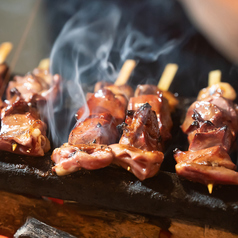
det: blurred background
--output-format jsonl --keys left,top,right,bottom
{"left": 1, "top": 0, "right": 238, "bottom": 98}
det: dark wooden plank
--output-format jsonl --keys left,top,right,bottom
{"left": 0, "top": 150, "right": 238, "bottom": 234}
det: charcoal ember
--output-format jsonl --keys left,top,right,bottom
{"left": 14, "top": 217, "right": 76, "bottom": 238}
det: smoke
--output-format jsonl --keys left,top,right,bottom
{"left": 47, "top": 1, "right": 193, "bottom": 147}
{"left": 47, "top": 3, "right": 120, "bottom": 146}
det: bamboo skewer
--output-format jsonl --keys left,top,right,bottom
{"left": 208, "top": 70, "right": 221, "bottom": 87}
{"left": 12, "top": 143, "right": 17, "bottom": 152}
{"left": 207, "top": 70, "right": 222, "bottom": 194}
{"left": 0, "top": 42, "right": 13, "bottom": 99}
{"left": 38, "top": 58, "right": 50, "bottom": 70}
{"left": 157, "top": 64, "right": 178, "bottom": 91}
{"left": 115, "top": 59, "right": 137, "bottom": 172}
{"left": 207, "top": 183, "right": 213, "bottom": 194}
{"left": 114, "top": 59, "right": 137, "bottom": 86}
{"left": 0, "top": 42, "right": 13, "bottom": 64}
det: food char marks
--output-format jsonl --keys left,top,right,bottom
{"left": 110, "top": 99, "right": 166, "bottom": 181}
{"left": 52, "top": 144, "right": 114, "bottom": 176}
{"left": 0, "top": 66, "right": 62, "bottom": 157}
{"left": 73, "top": 88, "right": 127, "bottom": 145}
{"left": 174, "top": 90, "right": 238, "bottom": 185}
{"left": 6, "top": 68, "right": 61, "bottom": 106}
{"left": 119, "top": 103, "right": 162, "bottom": 151}
{"left": 0, "top": 94, "right": 50, "bottom": 156}
{"left": 52, "top": 87, "right": 129, "bottom": 175}
{"left": 68, "top": 113, "right": 118, "bottom": 145}
{"left": 129, "top": 86, "right": 173, "bottom": 142}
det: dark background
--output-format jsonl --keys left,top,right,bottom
{"left": 1, "top": 0, "right": 238, "bottom": 98}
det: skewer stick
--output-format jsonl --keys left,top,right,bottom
{"left": 208, "top": 70, "right": 221, "bottom": 86}
{"left": 12, "top": 143, "right": 17, "bottom": 152}
{"left": 157, "top": 63, "right": 178, "bottom": 91}
{"left": 114, "top": 59, "right": 137, "bottom": 86}
{"left": 0, "top": 42, "right": 13, "bottom": 64}
{"left": 206, "top": 70, "right": 221, "bottom": 194}
{"left": 38, "top": 58, "right": 50, "bottom": 70}
{"left": 207, "top": 183, "right": 213, "bottom": 194}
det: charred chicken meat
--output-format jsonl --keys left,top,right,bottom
{"left": 51, "top": 87, "right": 128, "bottom": 175}
{"left": 110, "top": 103, "right": 164, "bottom": 181}
{"left": 174, "top": 83, "right": 238, "bottom": 186}
{"left": 0, "top": 93, "right": 50, "bottom": 156}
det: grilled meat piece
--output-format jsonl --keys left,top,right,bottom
{"left": 119, "top": 103, "right": 161, "bottom": 151}
{"left": 94, "top": 81, "right": 134, "bottom": 100}
{"left": 6, "top": 68, "right": 61, "bottom": 105}
{"left": 0, "top": 96, "right": 50, "bottom": 156}
{"left": 175, "top": 89, "right": 238, "bottom": 186}
{"left": 182, "top": 93, "right": 238, "bottom": 140}
{"left": 174, "top": 146, "right": 238, "bottom": 185}
{"left": 52, "top": 143, "right": 114, "bottom": 176}
{"left": 52, "top": 87, "right": 128, "bottom": 176}
{"left": 76, "top": 89, "right": 127, "bottom": 124}
{"left": 110, "top": 144, "right": 164, "bottom": 181}
{"left": 134, "top": 84, "right": 178, "bottom": 111}
{"left": 68, "top": 113, "right": 118, "bottom": 145}
{"left": 128, "top": 94, "right": 172, "bottom": 141}
{"left": 110, "top": 103, "right": 163, "bottom": 180}
{"left": 197, "top": 82, "right": 237, "bottom": 101}
{"left": 188, "top": 125, "right": 233, "bottom": 152}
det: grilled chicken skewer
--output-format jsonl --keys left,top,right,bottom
{"left": 51, "top": 60, "right": 136, "bottom": 175}
{"left": 110, "top": 64, "right": 179, "bottom": 180}
{"left": 174, "top": 71, "right": 238, "bottom": 192}
{"left": 0, "top": 90, "right": 50, "bottom": 156}
{"left": 110, "top": 103, "right": 164, "bottom": 180}
{"left": 6, "top": 59, "right": 61, "bottom": 107}
{"left": 0, "top": 59, "right": 60, "bottom": 156}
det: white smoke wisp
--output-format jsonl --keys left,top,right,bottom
{"left": 47, "top": 3, "right": 121, "bottom": 146}
{"left": 46, "top": 2, "right": 192, "bottom": 147}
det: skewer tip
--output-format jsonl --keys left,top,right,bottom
{"left": 207, "top": 183, "right": 213, "bottom": 194}
{"left": 127, "top": 166, "right": 131, "bottom": 171}
{"left": 0, "top": 42, "right": 13, "bottom": 64}
{"left": 114, "top": 59, "right": 137, "bottom": 86}
{"left": 38, "top": 58, "right": 50, "bottom": 70}
{"left": 12, "top": 143, "right": 17, "bottom": 151}
{"left": 157, "top": 63, "right": 178, "bottom": 91}
{"left": 208, "top": 70, "right": 221, "bottom": 87}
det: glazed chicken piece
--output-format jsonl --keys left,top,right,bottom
{"left": 68, "top": 113, "right": 118, "bottom": 145}
{"left": 51, "top": 144, "right": 114, "bottom": 176}
{"left": 76, "top": 88, "right": 127, "bottom": 124}
{"left": 110, "top": 103, "right": 164, "bottom": 181}
{"left": 119, "top": 103, "right": 162, "bottom": 151}
{"left": 52, "top": 88, "right": 128, "bottom": 176}
{"left": 6, "top": 68, "right": 61, "bottom": 105}
{"left": 134, "top": 84, "right": 179, "bottom": 111}
{"left": 174, "top": 146, "right": 238, "bottom": 185}
{"left": 0, "top": 95, "right": 50, "bottom": 156}
{"left": 128, "top": 94, "right": 172, "bottom": 142}
{"left": 182, "top": 93, "right": 238, "bottom": 138}
{"left": 94, "top": 81, "right": 134, "bottom": 100}
{"left": 174, "top": 87, "right": 238, "bottom": 186}
{"left": 110, "top": 144, "right": 164, "bottom": 181}
{"left": 188, "top": 124, "right": 233, "bottom": 152}
{"left": 197, "top": 82, "right": 236, "bottom": 101}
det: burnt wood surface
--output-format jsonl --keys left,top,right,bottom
{"left": 0, "top": 148, "right": 238, "bottom": 235}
